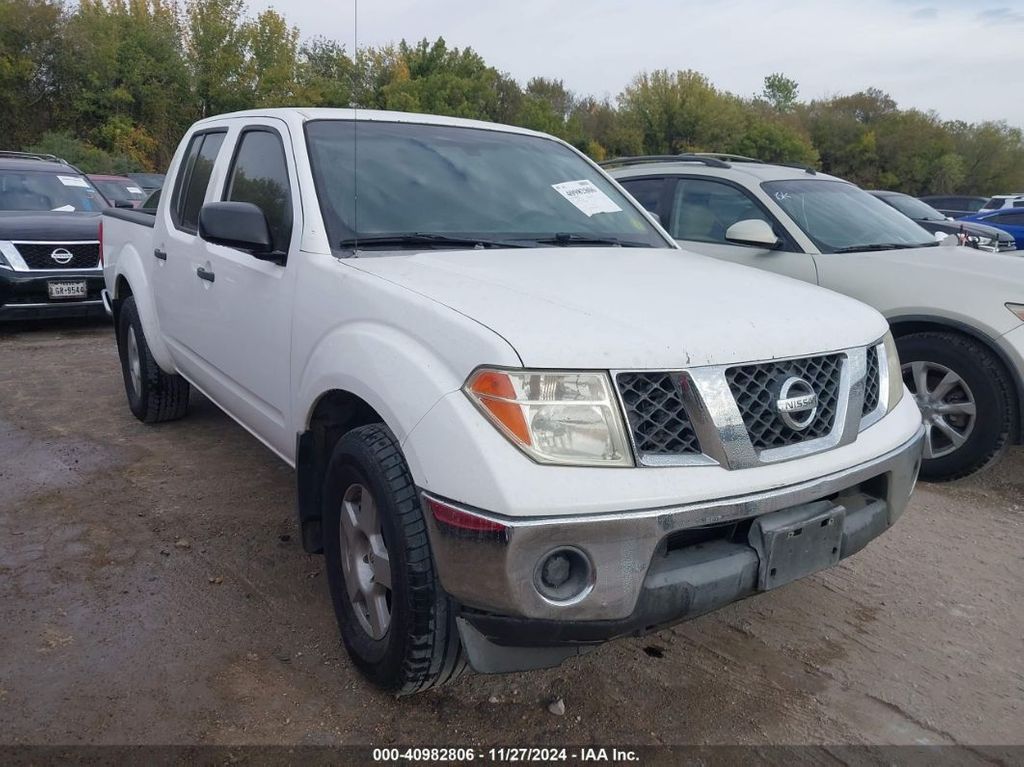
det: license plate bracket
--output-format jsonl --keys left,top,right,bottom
{"left": 47, "top": 280, "right": 88, "bottom": 300}
{"left": 748, "top": 500, "right": 845, "bottom": 591}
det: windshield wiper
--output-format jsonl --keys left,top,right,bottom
{"left": 833, "top": 242, "right": 938, "bottom": 253}
{"left": 519, "top": 233, "right": 651, "bottom": 248}
{"left": 338, "top": 233, "right": 529, "bottom": 250}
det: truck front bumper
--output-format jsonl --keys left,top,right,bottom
{"left": 422, "top": 426, "right": 924, "bottom": 672}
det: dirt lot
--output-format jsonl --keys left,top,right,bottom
{"left": 1, "top": 320, "right": 1021, "bottom": 748}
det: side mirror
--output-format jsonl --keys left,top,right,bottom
{"left": 725, "top": 219, "right": 780, "bottom": 248}
{"left": 113, "top": 199, "right": 135, "bottom": 209}
{"left": 198, "top": 201, "right": 274, "bottom": 257}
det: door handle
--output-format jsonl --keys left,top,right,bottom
{"left": 196, "top": 266, "right": 215, "bottom": 283}
{"left": 153, "top": 248, "right": 167, "bottom": 261}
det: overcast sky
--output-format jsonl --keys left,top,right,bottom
{"left": 267, "top": 0, "right": 1024, "bottom": 126}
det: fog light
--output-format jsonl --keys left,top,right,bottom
{"left": 534, "top": 547, "right": 593, "bottom": 604}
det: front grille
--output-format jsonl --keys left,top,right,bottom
{"left": 726, "top": 354, "right": 844, "bottom": 450}
{"left": 863, "top": 346, "right": 880, "bottom": 416}
{"left": 14, "top": 242, "right": 100, "bottom": 270}
{"left": 616, "top": 372, "right": 701, "bottom": 456}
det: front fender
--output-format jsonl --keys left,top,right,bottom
{"left": 295, "top": 319, "right": 520, "bottom": 445}
{"left": 109, "top": 245, "right": 175, "bottom": 372}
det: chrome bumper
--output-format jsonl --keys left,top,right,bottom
{"left": 423, "top": 427, "right": 924, "bottom": 622}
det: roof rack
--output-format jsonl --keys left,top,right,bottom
{"left": 0, "top": 150, "right": 69, "bottom": 164}
{"left": 690, "top": 152, "right": 765, "bottom": 164}
{"left": 599, "top": 154, "right": 732, "bottom": 169}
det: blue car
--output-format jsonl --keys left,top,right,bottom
{"left": 962, "top": 209, "right": 1024, "bottom": 245}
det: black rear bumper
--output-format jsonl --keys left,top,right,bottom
{"left": 0, "top": 268, "right": 106, "bottom": 321}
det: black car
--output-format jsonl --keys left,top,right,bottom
{"left": 918, "top": 194, "right": 988, "bottom": 219}
{"left": 869, "top": 190, "right": 1016, "bottom": 252}
{"left": 0, "top": 151, "right": 108, "bottom": 320}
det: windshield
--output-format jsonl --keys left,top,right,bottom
{"left": 92, "top": 178, "right": 146, "bottom": 204}
{"left": 763, "top": 179, "right": 936, "bottom": 253}
{"left": 0, "top": 170, "right": 107, "bottom": 212}
{"left": 304, "top": 120, "right": 667, "bottom": 250}
{"left": 883, "top": 194, "right": 946, "bottom": 222}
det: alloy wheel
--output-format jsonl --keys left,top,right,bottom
{"left": 338, "top": 483, "right": 393, "bottom": 640}
{"left": 902, "top": 360, "right": 977, "bottom": 459}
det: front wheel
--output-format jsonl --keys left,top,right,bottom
{"left": 321, "top": 424, "right": 466, "bottom": 695}
{"left": 897, "top": 331, "right": 1016, "bottom": 481}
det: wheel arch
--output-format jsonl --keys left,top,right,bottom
{"left": 296, "top": 389, "right": 388, "bottom": 554}
{"left": 888, "top": 314, "right": 1023, "bottom": 444}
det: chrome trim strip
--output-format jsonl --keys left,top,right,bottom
{"left": 423, "top": 426, "right": 925, "bottom": 621}
{"left": 859, "top": 341, "right": 889, "bottom": 430}
{"left": 3, "top": 300, "right": 103, "bottom": 309}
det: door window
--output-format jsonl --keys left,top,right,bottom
{"left": 172, "top": 131, "right": 226, "bottom": 232}
{"left": 669, "top": 178, "right": 771, "bottom": 244}
{"left": 619, "top": 178, "right": 665, "bottom": 219}
{"left": 994, "top": 213, "right": 1024, "bottom": 225}
{"left": 224, "top": 129, "right": 293, "bottom": 253}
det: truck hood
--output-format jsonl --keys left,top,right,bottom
{"left": 924, "top": 219, "right": 1016, "bottom": 246}
{"left": 0, "top": 211, "right": 102, "bottom": 241}
{"left": 349, "top": 247, "right": 888, "bottom": 369}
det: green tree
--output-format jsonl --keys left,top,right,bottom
{"left": 760, "top": 73, "right": 799, "bottom": 113}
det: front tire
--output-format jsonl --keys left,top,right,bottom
{"left": 116, "top": 296, "right": 190, "bottom": 423}
{"left": 322, "top": 424, "right": 466, "bottom": 695}
{"left": 897, "top": 331, "right": 1015, "bottom": 481}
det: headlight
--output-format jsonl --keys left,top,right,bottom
{"left": 882, "top": 331, "right": 904, "bottom": 411}
{"left": 464, "top": 368, "right": 633, "bottom": 466}
{"left": 1006, "top": 303, "right": 1024, "bottom": 322}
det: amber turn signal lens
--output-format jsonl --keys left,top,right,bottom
{"left": 467, "top": 370, "right": 532, "bottom": 446}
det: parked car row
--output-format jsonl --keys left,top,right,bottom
{"left": 869, "top": 191, "right": 1015, "bottom": 252}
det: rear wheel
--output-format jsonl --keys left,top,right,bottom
{"left": 897, "top": 331, "right": 1015, "bottom": 481}
{"left": 116, "top": 296, "right": 190, "bottom": 423}
{"left": 322, "top": 424, "right": 466, "bottom": 695}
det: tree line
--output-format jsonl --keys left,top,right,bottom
{"left": 2, "top": 0, "right": 1023, "bottom": 195}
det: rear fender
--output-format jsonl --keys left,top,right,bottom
{"left": 111, "top": 244, "right": 175, "bottom": 372}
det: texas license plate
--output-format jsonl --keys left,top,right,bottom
{"left": 47, "top": 280, "right": 87, "bottom": 300}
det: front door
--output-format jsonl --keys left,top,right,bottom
{"left": 665, "top": 177, "right": 818, "bottom": 284}
{"left": 188, "top": 122, "right": 299, "bottom": 458}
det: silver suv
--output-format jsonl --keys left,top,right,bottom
{"left": 609, "top": 154, "right": 1024, "bottom": 482}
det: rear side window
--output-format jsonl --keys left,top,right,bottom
{"left": 224, "top": 129, "right": 293, "bottom": 253}
{"left": 669, "top": 178, "right": 770, "bottom": 244}
{"left": 171, "top": 131, "right": 226, "bottom": 232}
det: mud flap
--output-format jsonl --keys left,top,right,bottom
{"left": 748, "top": 500, "right": 845, "bottom": 591}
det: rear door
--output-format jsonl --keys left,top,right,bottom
{"left": 663, "top": 176, "right": 817, "bottom": 283}
{"left": 155, "top": 129, "right": 228, "bottom": 372}
{"left": 186, "top": 121, "right": 300, "bottom": 457}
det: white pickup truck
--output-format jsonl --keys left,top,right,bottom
{"left": 101, "top": 108, "right": 924, "bottom": 695}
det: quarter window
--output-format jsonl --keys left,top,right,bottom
{"left": 224, "top": 129, "right": 293, "bottom": 253}
{"left": 172, "top": 131, "right": 226, "bottom": 232}
{"left": 669, "top": 178, "right": 770, "bottom": 244}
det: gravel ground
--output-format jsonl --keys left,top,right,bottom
{"left": 0, "top": 319, "right": 1021, "bottom": 748}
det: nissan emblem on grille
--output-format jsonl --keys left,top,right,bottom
{"left": 775, "top": 376, "right": 819, "bottom": 431}
{"left": 50, "top": 247, "right": 74, "bottom": 265}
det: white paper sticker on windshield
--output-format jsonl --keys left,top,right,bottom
{"left": 58, "top": 175, "right": 89, "bottom": 188}
{"left": 551, "top": 179, "right": 622, "bottom": 217}
{"left": 127, "top": 186, "right": 144, "bottom": 194}
{"left": 51, "top": 204, "right": 76, "bottom": 212}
